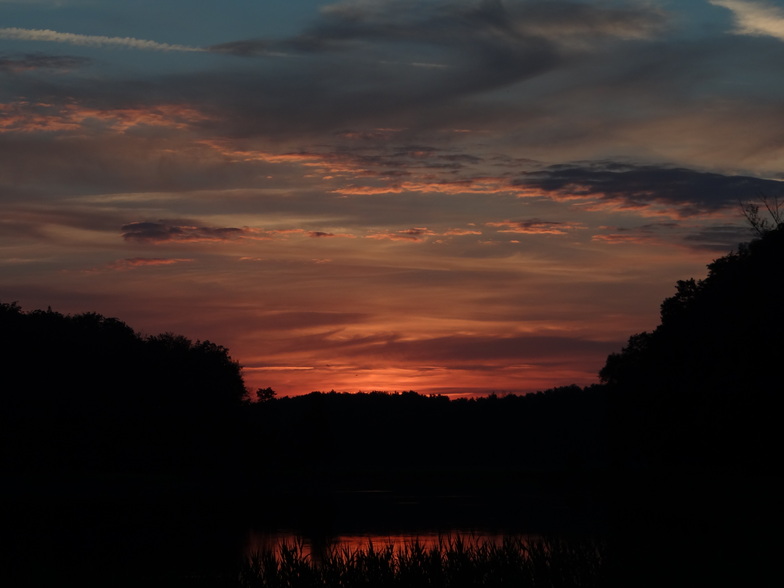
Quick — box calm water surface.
[8,484,605,584]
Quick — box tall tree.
[600,224,784,470]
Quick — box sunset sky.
[2,0,783,396]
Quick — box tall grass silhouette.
[239,535,605,587]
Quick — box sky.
[2,0,783,397]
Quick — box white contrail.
[0,27,206,52]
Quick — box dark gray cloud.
[0,0,779,161]
[0,52,91,73]
[589,220,752,253]
[121,221,247,243]
[208,39,274,57]
[275,329,617,367]
[519,163,783,215]
[2,0,774,170]
[682,223,754,252]
[382,333,616,365]
[195,0,670,139]
[211,0,667,57]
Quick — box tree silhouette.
[740,193,783,238]
[0,304,247,472]
[255,386,277,402]
[600,223,784,470]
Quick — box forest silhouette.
[3,221,783,586]
[601,219,783,471]
[0,305,246,472]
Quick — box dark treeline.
[243,387,607,485]
[0,308,609,484]
[0,304,246,473]
[0,296,608,482]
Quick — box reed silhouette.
[240,535,606,588]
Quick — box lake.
[6,483,607,585]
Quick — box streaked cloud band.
[0,27,205,52]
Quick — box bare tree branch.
[740,193,783,237]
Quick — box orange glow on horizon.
[241,357,608,398]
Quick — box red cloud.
[487,219,585,235]
[590,233,658,245]
[105,257,193,271]
[366,227,435,241]
[334,177,523,196]
[0,101,210,134]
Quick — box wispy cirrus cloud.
[0,27,205,52]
